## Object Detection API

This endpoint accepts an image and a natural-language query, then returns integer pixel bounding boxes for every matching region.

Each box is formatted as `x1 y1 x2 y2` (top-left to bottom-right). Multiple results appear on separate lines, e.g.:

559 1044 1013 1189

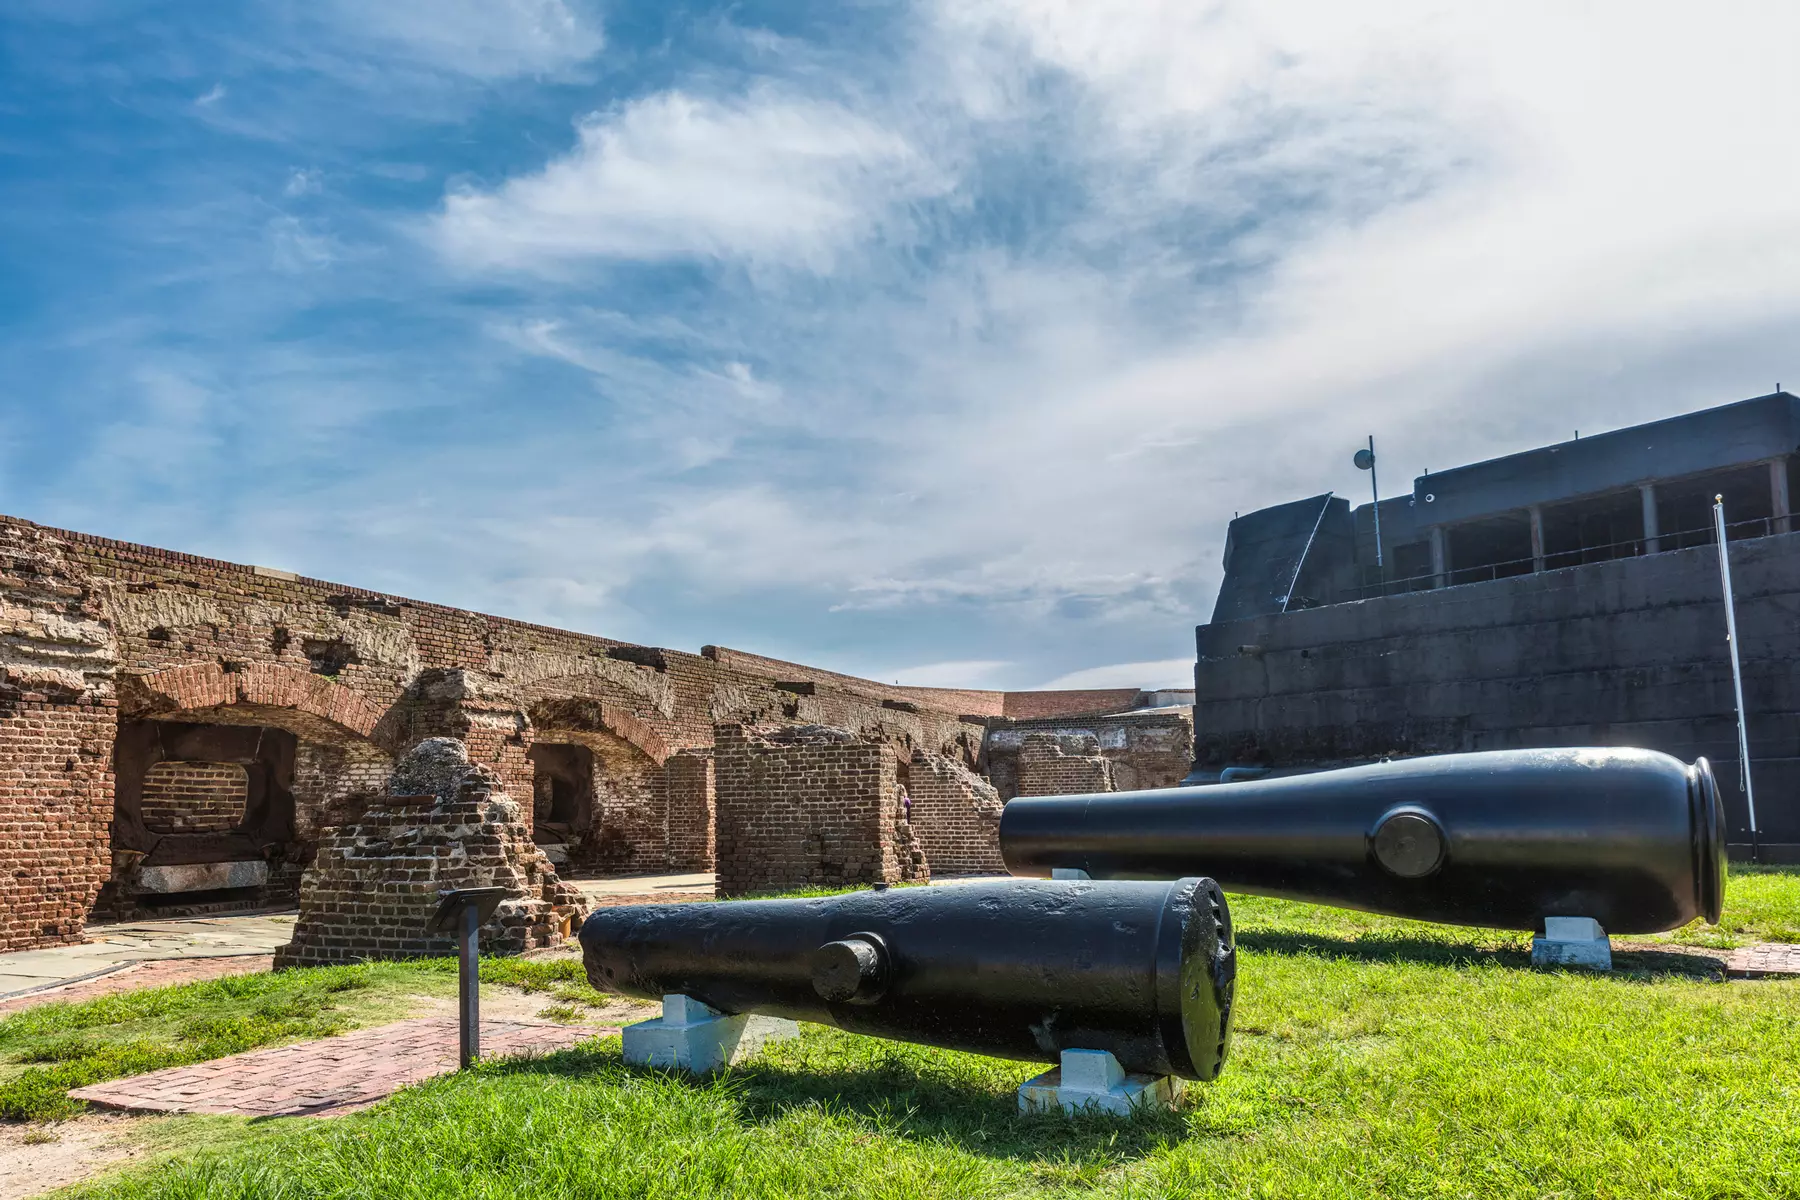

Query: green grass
0 956 609 1122
37 874 1800 1199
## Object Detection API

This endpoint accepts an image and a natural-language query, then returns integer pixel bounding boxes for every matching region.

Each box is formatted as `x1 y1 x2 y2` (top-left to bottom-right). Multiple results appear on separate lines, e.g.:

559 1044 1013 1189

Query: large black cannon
1000 748 1725 934
579 877 1237 1080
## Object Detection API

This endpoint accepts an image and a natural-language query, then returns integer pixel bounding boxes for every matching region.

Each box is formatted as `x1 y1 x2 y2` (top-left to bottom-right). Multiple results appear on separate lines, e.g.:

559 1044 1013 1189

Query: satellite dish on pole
1354 448 1375 471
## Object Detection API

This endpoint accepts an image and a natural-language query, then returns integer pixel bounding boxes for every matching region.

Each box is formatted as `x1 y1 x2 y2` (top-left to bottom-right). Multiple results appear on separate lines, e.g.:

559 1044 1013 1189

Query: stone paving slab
0 913 298 1001
69 1017 609 1118
1725 942 1800 978
0 956 274 1016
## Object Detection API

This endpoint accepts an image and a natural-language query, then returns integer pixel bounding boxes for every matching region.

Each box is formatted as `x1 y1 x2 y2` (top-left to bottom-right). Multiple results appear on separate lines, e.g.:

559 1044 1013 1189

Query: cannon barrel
579 877 1236 1080
999 748 1725 934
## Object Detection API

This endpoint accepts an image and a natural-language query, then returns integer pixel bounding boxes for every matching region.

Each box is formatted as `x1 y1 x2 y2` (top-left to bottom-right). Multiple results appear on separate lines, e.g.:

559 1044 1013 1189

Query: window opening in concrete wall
1446 514 1535 586
1389 540 1434 591
140 761 250 833
1656 464 1776 551
528 741 595 847
1541 490 1645 570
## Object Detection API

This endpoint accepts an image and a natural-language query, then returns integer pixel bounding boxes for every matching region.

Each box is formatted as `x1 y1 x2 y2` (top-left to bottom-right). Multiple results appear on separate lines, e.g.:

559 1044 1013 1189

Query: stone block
1532 915 1612 970
1017 1048 1185 1116
621 994 800 1074
138 860 269 894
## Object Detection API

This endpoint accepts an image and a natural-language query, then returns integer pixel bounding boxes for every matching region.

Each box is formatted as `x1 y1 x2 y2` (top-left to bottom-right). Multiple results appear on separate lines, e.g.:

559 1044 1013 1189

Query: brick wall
713 723 927 896
984 712 1192 798
905 750 1004 874
664 749 715 870
0 700 117 951
1014 733 1117 797
139 761 248 833
2 511 1136 948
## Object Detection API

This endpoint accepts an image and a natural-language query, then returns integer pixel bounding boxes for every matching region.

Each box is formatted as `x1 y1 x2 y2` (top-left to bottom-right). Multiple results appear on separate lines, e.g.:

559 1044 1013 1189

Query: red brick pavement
69 1017 613 1118
1725 942 1800 979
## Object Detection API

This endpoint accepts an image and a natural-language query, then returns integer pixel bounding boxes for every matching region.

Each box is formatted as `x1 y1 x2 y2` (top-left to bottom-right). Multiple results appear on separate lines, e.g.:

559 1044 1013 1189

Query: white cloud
337 0 603 79
433 89 948 270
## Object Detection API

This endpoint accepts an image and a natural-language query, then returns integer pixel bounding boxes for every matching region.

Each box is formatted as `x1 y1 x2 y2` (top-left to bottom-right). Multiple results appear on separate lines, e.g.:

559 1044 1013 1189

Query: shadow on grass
476 1037 1194 1166
1236 930 1727 979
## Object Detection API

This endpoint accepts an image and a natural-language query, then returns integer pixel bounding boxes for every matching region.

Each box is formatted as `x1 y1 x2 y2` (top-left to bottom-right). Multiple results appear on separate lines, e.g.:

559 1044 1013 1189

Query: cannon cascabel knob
811 934 889 1004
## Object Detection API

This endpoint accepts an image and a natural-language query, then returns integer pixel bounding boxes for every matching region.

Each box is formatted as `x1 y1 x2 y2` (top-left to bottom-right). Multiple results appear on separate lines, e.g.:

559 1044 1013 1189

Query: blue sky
3 2 1797 690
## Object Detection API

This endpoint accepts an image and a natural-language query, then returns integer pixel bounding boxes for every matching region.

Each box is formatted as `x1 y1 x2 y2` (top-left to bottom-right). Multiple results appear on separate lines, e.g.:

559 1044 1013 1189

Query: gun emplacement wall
1194 528 1800 854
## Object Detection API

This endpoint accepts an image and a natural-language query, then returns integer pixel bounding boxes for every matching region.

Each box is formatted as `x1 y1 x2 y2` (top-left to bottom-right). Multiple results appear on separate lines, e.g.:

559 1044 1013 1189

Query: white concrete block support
1017 1048 1186 1116
1531 916 1613 970
1050 868 1092 880
621 994 800 1073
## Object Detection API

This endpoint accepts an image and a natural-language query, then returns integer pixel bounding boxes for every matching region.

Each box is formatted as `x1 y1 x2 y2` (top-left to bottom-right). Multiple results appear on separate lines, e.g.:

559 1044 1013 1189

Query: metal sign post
430 887 509 1069
1712 497 1759 860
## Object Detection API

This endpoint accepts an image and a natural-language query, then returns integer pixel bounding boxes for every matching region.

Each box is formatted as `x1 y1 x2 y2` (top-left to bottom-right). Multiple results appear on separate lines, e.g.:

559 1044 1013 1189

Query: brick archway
525 694 670 766
120 663 384 742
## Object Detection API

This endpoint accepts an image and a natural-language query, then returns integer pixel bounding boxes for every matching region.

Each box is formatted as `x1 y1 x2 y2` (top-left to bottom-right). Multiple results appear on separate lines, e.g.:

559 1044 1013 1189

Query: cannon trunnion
579 877 1237 1081
999 747 1726 935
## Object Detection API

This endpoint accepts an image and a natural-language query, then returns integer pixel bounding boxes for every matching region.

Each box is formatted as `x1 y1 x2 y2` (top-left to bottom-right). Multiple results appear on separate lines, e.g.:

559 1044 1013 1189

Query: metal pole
1367 436 1383 569
459 901 481 1068
1713 496 1759 860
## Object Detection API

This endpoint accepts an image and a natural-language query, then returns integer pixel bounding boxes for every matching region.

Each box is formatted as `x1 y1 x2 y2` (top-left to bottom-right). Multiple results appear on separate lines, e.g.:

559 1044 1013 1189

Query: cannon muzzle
999 748 1725 934
579 877 1236 1080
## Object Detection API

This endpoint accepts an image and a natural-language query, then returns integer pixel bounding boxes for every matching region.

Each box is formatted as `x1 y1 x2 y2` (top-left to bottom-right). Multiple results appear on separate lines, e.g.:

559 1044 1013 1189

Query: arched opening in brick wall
528 729 666 875
526 741 595 858
106 675 394 917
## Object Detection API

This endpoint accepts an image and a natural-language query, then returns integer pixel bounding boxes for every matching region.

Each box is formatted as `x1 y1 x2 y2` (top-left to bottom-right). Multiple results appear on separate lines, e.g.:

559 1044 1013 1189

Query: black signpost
429 887 509 1069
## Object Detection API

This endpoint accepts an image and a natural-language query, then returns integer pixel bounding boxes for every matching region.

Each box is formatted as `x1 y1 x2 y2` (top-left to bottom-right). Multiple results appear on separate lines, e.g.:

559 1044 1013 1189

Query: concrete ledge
621 994 799 1074
137 861 268 895
1532 916 1612 970
1018 1049 1185 1116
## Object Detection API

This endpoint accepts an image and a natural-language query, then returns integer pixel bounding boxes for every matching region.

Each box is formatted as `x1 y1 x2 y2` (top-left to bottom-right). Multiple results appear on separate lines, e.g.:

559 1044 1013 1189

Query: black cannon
579 877 1237 1080
1000 748 1725 934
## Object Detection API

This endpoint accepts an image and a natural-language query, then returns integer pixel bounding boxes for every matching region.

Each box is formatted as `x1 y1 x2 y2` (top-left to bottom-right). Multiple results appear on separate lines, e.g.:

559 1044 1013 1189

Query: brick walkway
69 1017 611 1118
1725 942 1800 978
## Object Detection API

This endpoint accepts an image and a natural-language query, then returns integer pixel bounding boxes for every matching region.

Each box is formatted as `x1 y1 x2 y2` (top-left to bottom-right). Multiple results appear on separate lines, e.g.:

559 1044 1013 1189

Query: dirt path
0 1113 149 1200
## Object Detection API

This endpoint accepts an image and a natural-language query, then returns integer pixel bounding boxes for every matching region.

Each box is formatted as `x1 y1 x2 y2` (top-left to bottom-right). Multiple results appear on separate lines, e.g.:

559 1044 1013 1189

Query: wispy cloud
434 89 948 271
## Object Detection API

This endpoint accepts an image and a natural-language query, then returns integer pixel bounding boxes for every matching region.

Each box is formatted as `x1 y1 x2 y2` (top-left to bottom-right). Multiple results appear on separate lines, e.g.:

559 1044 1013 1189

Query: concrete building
1193 392 1800 858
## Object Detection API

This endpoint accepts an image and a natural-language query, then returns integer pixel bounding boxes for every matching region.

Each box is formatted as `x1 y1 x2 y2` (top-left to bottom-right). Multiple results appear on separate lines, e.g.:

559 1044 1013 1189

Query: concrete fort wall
1193 527 1800 849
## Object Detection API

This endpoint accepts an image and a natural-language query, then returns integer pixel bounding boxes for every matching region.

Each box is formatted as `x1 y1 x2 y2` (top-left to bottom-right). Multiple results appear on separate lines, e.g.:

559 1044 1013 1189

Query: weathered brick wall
905 750 1004 874
275 739 586 967
139 761 247 832
1 511 1116 945
0 522 119 952
1014 733 1117 797
985 712 1192 798
713 724 927 896
664 749 715 870
0 700 117 951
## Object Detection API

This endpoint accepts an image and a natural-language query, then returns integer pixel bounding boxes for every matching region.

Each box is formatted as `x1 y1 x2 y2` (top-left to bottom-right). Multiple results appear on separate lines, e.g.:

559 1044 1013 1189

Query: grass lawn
20 867 1794 1198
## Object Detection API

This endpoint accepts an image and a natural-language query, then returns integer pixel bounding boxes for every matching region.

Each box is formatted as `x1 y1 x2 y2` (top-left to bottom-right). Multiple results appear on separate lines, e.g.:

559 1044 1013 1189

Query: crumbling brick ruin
985 709 1193 799
0 512 1194 952
274 738 585 967
904 750 1005 874
1011 734 1119 797
713 724 929 896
